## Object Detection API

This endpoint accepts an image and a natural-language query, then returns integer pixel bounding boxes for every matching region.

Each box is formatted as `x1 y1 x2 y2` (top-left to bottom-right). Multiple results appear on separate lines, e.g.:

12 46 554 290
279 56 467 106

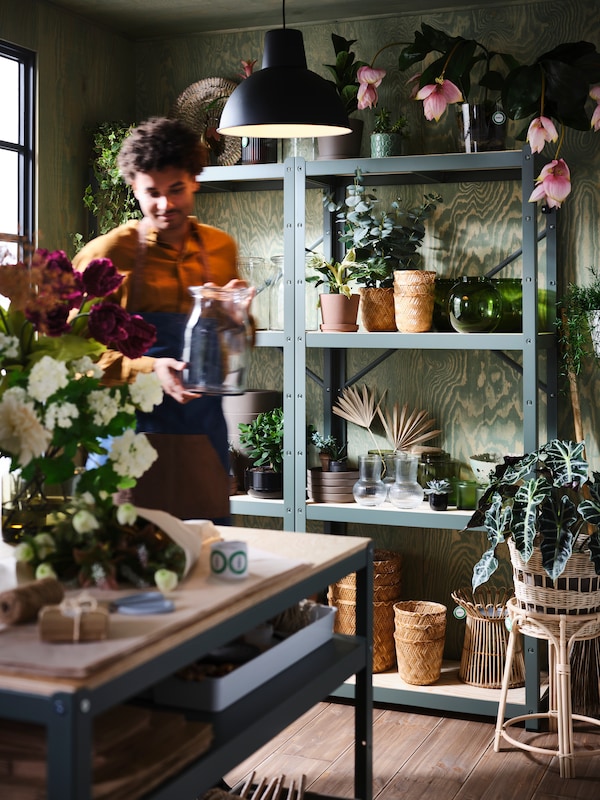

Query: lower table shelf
332 660 548 719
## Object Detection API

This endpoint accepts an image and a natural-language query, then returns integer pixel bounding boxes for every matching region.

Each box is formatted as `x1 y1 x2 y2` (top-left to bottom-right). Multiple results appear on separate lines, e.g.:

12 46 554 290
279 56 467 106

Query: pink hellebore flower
528 159 571 209
590 85 600 131
415 78 463 122
406 73 422 100
526 116 558 154
240 59 257 79
356 66 386 110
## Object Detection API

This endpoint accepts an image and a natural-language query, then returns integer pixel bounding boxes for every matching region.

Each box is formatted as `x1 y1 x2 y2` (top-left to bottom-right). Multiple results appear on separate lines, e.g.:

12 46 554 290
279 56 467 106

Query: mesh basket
393 601 446 685
359 287 396 332
330 595 397 673
451 587 525 689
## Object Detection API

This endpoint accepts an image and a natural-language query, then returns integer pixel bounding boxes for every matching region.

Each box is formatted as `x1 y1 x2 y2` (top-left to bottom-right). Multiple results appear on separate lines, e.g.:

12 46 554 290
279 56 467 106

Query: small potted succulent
309 427 348 472
370 107 409 158
424 479 452 511
237 407 284 498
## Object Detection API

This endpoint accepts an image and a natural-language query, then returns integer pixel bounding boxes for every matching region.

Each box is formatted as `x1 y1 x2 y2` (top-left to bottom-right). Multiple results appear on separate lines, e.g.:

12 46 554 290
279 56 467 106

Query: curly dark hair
117 117 208 184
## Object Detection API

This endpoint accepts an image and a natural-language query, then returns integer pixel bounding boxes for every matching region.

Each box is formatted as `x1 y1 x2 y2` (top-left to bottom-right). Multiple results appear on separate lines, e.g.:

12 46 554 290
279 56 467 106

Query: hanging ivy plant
72 121 141 252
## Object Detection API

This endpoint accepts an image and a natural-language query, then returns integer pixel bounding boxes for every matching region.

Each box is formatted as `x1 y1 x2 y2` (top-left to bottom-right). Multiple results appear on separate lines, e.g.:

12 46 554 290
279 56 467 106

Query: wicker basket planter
451 586 525 689
393 600 446 685
328 549 402 673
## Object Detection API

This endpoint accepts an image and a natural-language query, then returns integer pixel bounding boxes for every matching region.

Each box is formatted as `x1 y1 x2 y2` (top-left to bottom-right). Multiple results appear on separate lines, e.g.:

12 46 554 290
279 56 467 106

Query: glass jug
388 452 425 509
353 454 387 506
182 285 252 395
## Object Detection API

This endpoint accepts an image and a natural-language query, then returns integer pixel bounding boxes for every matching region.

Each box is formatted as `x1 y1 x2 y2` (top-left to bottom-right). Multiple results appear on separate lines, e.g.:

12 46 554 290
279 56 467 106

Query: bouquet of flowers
0 248 184 589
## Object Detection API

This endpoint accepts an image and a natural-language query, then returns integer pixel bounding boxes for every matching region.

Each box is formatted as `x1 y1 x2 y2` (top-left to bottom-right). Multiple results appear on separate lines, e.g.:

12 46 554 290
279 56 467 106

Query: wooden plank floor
224 701 600 800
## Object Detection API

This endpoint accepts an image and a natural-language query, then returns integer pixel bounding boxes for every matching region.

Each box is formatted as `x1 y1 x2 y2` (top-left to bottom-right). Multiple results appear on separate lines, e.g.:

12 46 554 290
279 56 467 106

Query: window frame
0 40 36 261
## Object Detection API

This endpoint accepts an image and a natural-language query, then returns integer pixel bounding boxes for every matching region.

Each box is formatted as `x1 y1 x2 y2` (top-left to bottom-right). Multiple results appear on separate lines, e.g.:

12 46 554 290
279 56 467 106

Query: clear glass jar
182 285 252 395
237 256 272 330
448 276 503 333
388 452 425 509
269 256 285 330
353 454 387 506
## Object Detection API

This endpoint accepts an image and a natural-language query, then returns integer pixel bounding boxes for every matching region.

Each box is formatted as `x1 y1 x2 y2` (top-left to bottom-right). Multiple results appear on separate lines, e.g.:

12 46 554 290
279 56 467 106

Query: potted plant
424 479 452 511
370 107 409 158
237 407 284 498
466 440 600 611
319 34 368 159
308 427 348 472
323 169 441 331
558 266 600 376
305 248 362 331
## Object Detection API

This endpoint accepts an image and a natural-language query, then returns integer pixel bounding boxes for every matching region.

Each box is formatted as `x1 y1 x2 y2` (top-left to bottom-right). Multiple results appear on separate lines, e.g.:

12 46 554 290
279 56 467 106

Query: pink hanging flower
240 59 257 79
356 66 386 110
590 85 600 131
406 73 421 100
528 159 571 208
415 78 463 121
526 116 558 154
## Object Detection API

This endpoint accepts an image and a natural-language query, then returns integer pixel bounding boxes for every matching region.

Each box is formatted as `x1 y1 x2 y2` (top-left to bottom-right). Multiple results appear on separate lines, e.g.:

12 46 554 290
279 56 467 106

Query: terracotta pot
317 118 363 160
393 270 436 332
319 293 360 332
359 287 396 331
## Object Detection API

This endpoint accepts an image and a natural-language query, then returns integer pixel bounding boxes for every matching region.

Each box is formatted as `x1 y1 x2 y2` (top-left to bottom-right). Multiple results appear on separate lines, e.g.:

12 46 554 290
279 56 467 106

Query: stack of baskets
328 549 402 673
451 586 525 689
393 600 447 685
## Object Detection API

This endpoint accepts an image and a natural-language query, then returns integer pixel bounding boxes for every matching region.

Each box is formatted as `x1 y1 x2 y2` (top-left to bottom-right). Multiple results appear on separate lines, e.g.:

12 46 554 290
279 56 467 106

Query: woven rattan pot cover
170 77 241 166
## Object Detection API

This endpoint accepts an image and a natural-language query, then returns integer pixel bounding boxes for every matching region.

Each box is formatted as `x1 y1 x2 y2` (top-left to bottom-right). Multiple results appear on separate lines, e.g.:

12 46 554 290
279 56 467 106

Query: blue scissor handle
111 592 175 615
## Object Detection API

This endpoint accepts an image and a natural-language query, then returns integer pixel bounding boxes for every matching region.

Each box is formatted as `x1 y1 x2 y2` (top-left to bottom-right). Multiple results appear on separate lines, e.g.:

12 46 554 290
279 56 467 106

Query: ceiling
47 0 527 39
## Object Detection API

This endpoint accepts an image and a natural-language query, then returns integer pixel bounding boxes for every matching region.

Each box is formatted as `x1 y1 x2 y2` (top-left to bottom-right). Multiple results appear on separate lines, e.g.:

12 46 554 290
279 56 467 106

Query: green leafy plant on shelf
238 407 284 473
323 169 441 289
323 33 368 116
72 121 141 252
558 266 600 378
372 107 409 135
308 426 348 463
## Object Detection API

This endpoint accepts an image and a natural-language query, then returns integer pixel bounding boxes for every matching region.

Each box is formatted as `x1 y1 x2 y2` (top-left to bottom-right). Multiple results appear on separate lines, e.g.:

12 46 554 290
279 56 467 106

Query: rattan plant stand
494 597 600 778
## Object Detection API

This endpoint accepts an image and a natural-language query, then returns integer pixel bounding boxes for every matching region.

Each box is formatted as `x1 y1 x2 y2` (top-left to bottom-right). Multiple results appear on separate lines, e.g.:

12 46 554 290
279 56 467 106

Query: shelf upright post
520 145 540 453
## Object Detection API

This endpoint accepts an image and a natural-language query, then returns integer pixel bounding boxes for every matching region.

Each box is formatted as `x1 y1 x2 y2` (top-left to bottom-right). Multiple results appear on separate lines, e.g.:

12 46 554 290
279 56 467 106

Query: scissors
110 591 175 615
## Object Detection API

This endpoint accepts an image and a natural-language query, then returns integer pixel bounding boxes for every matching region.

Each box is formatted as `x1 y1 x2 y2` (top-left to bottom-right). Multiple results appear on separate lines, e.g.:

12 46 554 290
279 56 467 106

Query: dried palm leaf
332 384 385 451
377 402 440 452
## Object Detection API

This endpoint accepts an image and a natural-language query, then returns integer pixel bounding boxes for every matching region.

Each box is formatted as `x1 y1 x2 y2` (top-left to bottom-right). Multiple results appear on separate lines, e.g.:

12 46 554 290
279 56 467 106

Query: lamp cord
282 0 286 28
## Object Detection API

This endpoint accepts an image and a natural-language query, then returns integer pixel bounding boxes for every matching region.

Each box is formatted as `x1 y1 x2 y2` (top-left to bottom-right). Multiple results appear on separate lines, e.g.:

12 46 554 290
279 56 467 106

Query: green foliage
305 248 363 297
323 33 368 116
238 407 284 473
72 121 141 251
558 266 600 376
467 440 600 589
373 107 409 135
308 426 347 461
323 169 441 288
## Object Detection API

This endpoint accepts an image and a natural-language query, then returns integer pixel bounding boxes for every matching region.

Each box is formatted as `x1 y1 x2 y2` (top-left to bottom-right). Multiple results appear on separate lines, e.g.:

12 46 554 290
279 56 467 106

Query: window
0 41 35 263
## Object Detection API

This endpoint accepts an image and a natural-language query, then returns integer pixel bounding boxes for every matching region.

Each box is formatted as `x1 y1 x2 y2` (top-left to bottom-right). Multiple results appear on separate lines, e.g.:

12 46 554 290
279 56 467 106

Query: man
74 116 251 523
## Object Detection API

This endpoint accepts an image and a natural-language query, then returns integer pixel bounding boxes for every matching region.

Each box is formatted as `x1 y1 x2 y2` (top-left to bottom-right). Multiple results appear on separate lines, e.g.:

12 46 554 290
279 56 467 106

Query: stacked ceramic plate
307 468 359 503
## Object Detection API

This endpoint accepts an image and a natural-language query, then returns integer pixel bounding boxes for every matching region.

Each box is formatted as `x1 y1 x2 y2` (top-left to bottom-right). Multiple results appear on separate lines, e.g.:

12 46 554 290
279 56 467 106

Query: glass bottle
269 255 285 330
388 452 425 509
353 455 387 506
448 276 503 333
182 285 252 395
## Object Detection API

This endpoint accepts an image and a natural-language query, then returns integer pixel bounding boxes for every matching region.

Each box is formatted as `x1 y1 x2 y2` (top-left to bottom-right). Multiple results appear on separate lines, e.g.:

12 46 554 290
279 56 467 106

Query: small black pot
245 468 283 499
429 493 448 511
329 459 349 472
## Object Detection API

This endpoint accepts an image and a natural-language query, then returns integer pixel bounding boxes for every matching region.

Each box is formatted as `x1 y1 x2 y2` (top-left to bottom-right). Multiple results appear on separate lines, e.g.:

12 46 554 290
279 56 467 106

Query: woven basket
329 594 398 673
451 587 525 689
393 601 446 685
393 271 436 333
508 538 600 617
331 580 401 602
359 287 396 332
336 549 402 587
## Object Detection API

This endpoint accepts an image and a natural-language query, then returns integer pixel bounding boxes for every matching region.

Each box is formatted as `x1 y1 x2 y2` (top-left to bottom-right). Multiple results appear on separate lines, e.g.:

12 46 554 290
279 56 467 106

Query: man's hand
153 357 200 403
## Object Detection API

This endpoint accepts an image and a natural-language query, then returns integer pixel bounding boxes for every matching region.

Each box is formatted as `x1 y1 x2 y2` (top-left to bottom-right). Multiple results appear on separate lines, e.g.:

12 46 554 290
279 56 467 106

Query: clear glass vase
388 452 425 509
353 455 387 506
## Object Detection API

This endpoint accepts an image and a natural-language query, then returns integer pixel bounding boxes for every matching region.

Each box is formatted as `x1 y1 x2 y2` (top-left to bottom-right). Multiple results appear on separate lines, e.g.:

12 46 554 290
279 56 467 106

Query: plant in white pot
465 439 600 613
323 169 441 331
237 407 284 498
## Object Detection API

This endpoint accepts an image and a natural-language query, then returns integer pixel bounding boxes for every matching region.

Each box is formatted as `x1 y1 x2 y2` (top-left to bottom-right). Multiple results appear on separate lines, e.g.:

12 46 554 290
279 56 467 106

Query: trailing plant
72 121 141 252
558 266 600 377
323 169 441 288
238 407 284 473
465 439 600 590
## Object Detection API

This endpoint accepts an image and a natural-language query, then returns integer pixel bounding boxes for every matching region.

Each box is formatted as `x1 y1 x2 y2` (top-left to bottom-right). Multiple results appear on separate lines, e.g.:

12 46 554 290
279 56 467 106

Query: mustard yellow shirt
72 218 239 383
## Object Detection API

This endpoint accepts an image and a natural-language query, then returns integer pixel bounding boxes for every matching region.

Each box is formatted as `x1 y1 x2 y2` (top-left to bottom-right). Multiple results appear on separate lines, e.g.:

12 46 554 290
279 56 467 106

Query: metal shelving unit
204 148 558 718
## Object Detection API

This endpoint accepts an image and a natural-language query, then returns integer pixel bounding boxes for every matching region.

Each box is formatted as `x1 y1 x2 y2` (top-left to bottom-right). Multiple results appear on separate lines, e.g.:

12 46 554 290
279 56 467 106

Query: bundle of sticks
202 773 306 800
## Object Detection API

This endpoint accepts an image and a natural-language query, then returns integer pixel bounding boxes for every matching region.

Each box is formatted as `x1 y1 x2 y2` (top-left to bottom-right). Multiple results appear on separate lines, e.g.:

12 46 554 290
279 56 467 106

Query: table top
0 526 371 696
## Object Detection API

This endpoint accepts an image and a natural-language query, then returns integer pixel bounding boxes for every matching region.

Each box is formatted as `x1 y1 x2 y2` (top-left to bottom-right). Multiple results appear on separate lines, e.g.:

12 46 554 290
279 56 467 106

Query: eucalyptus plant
323 169 441 288
466 439 600 590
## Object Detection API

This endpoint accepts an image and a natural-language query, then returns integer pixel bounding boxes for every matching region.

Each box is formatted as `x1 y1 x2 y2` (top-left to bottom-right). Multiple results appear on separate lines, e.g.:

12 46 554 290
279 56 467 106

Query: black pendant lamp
218 8 351 139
